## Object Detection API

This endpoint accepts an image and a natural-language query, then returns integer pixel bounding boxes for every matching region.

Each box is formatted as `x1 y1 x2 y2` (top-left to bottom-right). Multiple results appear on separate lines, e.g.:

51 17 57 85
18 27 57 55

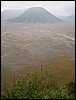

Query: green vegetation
1 70 75 99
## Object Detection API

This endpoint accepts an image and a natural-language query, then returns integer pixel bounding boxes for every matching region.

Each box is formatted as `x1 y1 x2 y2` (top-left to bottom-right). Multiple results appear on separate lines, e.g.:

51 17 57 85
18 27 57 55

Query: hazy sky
1 1 75 16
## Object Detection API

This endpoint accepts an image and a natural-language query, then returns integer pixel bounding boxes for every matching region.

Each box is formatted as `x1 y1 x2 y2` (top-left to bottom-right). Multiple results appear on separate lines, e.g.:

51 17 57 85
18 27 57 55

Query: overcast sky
1 1 75 16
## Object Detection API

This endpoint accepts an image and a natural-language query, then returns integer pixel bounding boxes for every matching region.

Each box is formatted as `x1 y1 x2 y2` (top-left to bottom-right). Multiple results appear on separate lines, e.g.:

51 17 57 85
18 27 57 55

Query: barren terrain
1 21 75 88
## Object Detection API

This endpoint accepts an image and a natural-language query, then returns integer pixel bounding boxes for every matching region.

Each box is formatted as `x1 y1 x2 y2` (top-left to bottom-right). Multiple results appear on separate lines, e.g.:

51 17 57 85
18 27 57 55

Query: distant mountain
65 14 75 21
1 9 25 20
8 7 62 23
55 15 68 20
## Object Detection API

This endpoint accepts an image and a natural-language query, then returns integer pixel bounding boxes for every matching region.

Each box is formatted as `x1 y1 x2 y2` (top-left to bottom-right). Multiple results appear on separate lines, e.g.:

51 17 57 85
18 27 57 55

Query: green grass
1 70 75 99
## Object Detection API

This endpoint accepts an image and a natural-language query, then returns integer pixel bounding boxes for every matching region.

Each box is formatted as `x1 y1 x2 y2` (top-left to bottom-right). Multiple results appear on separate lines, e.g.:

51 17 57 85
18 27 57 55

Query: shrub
1 71 75 99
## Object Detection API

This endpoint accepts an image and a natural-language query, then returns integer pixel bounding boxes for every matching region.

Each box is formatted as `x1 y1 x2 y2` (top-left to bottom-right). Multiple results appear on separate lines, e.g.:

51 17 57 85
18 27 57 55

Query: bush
1 71 75 99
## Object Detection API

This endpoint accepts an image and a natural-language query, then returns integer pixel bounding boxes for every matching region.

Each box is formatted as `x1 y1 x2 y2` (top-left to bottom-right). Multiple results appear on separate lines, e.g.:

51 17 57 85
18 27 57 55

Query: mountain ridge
1 9 25 20
65 14 75 21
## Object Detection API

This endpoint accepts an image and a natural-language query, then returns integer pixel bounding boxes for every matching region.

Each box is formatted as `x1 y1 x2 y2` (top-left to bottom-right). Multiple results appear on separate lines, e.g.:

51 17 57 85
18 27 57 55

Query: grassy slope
1 56 75 88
